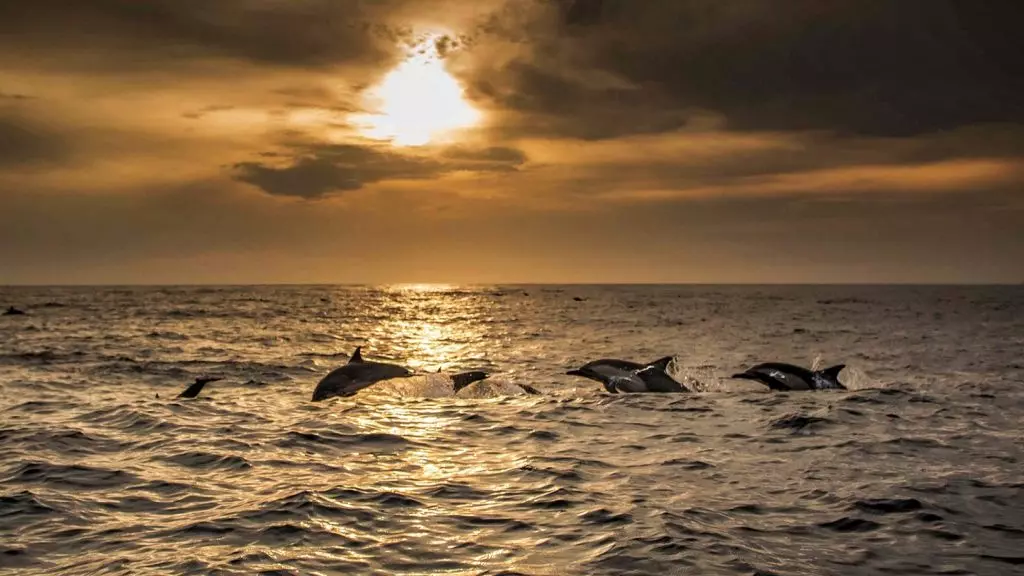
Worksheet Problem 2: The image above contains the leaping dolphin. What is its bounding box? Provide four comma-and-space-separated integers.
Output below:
731, 362, 846, 391
177, 376, 223, 399
311, 347, 413, 402
567, 356, 690, 393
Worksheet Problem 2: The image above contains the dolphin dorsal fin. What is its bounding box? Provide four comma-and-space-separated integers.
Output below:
645, 356, 675, 371
819, 364, 846, 379
348, 346, 363, 364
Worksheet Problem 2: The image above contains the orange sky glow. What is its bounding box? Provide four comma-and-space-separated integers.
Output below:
0, 1, 1021, 284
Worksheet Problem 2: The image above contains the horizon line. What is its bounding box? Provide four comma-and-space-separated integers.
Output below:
2, 281, 1022, 288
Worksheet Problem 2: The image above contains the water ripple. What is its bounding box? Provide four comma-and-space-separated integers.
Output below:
0, 284, 1022, 575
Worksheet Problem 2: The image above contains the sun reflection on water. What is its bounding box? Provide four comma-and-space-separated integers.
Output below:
368, 284, 488, 372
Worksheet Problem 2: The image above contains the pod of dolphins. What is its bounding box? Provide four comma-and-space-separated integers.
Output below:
173, 346, 848, 401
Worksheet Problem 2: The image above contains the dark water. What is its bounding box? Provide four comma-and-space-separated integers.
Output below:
1, 285, 1022, 575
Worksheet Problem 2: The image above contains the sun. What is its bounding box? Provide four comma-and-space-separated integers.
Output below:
351, 34, 480, 146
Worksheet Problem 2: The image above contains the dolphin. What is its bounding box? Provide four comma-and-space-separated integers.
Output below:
3, 306, 26, 316
566, 356, 675, 391
731, 362, 846, 391
311, 347, 413, 402
177, 376, 223, 399
568, 357, 690, 393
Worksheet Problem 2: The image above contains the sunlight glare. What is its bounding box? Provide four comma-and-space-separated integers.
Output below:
351, 34, 480, 146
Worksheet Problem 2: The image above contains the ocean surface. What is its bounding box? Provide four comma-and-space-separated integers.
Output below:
1, 284, 1022, 576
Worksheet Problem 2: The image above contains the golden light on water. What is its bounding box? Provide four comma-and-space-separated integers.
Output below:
367, 283, 483, 372
350, 34, 481, 147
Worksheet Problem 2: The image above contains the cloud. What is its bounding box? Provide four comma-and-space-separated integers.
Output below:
232, 145, 438, 199
0, 92, 35, 101
0, 114, 71, 167
232, 143, 529, 198
1, 0, 1022, 284
0, 0, 403, 73
597, 158, 1023, 203
463, 0, 1024, 139
440, 145, 528, 172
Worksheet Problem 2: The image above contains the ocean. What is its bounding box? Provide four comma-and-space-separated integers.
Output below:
1, 284, 1022, 575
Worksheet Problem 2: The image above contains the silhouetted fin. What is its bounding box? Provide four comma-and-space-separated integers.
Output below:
3, 306, 26, 316
177, 377, 223, 399
348, 347, 363, 364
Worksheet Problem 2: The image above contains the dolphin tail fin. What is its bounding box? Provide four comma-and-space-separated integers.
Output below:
348, 346, 363, 364
177, 380, 207, 399
644, 356, 675, 372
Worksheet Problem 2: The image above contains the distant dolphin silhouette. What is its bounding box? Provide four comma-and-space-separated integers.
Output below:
567, 356, 690, 393
177, 377, 223, 399
731, 362, 846, 391
3, 306, 26, 316
311, 347, 412, 402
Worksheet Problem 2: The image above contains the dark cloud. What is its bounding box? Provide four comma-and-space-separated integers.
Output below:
471, 0, 1024, 139
0, 0, 407, 72
469, 60, 689, 140
441, 145, 528, 171
233, 143, 528, 198
182, 105, 235, 120
0, 115, 71, 167
233, 145, 439, 199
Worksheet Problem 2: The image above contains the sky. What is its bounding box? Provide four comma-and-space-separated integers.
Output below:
1, 0, 1022, 284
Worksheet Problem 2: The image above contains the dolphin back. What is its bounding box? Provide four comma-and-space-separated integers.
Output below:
311, 360, 412, 402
